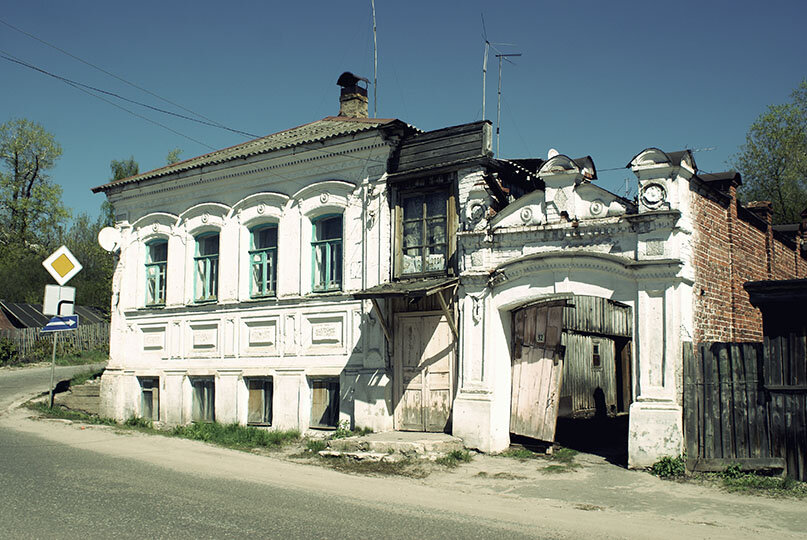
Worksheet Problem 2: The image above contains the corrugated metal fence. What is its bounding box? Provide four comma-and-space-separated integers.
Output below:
0, 322, 109, 358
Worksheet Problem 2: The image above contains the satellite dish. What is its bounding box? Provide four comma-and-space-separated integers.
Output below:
547, 148, 559, 159
98, 227, 122, 252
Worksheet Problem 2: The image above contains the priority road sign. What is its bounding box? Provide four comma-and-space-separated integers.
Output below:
41, 315, 79, 333
42, 245, 83, 286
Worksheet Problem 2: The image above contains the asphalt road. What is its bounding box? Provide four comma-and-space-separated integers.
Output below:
0, 427, 545, 539
0, 365, 549, 540
0, 363, 105, 410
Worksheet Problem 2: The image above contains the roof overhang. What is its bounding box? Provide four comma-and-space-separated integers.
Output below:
353, 277, 458, 299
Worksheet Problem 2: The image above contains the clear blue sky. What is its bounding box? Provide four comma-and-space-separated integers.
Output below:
2, 1, 806, 221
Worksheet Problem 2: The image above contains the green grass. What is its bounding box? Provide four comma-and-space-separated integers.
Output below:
698, 464, 807, 498
55, 349, 109, 366
650, 455, 687, 479
435, 449, 474, 468
305, 439, 328, 453
69, 368, 104, 386
27, 402, 117, 426
170, 422, 300, 450
329, 420, 374, 440
499, 447, 542, 460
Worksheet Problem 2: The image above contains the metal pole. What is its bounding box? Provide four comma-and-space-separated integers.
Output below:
371, 0, 378, 118
482, 41, 489, 121
496, 54, 502, 156
48, 332, 57, 408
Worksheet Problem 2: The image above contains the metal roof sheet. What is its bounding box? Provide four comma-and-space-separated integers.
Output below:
92, 116, 406, 193
0, 301, 107, 329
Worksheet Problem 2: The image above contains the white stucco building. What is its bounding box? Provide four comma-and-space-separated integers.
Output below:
96, 73, 805, 468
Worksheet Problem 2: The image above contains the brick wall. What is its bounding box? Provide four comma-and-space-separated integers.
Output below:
691, 182, 806, 343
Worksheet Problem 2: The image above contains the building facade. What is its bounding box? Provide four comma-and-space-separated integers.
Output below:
95, 74, 807, 468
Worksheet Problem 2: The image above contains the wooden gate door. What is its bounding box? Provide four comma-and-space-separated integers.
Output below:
394, 313, 454, 432
510, 301, 565, 441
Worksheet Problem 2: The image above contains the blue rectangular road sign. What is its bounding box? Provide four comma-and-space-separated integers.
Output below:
41, 315, 79, 333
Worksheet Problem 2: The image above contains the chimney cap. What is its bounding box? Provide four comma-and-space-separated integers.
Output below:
337, 72, 369, 88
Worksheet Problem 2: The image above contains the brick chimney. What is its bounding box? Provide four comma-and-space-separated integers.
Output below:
337, 72, 369, 118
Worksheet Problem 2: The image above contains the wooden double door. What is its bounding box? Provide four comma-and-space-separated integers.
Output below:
394, 312, 454, 432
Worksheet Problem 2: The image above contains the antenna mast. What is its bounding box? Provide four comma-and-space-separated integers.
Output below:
495, 52, 520, 157
371, 0, 378, 118
482, 40, 489, 121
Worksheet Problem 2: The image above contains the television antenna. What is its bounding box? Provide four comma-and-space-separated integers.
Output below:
371, 0, 378, 118
480, 15, 520, 156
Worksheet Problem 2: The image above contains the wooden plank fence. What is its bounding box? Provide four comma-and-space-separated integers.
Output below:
0, 322, 109, 358
684, 341, 806, 480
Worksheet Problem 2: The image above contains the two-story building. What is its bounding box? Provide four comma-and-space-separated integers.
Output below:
95, 72, 807, 468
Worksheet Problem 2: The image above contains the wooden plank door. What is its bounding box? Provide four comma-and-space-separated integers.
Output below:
395, 313, 454, 432
510, 302, 565, 441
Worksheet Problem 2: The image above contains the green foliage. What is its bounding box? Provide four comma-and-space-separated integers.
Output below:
330, 420, 353, 439
709, 465, 807, 498
0, 118, 67, 245
734, 80, 807, 224
28, 402, 116, 425
650, 455, 687, 479
110, 156, 138, 181
0, 337, 18, 364
305, 439, 328, 453
124, 416, 152, 428
436, 449, 474, 468
500, 447, 541, 460
69, 368, 104, 386
166, 148, 182, 165
63, 210, 114, 309
170, 422, 300, 450
552, 447, 579, 463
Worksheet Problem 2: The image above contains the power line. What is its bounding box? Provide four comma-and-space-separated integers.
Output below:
0, 17, 233, 132
0, 50, 216, 150
0, 51, 259, 139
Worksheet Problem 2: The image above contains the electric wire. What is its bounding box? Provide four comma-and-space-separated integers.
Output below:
0, 17, 234, 133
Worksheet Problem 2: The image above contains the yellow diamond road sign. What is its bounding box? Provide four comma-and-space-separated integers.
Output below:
43, 245, 83, 286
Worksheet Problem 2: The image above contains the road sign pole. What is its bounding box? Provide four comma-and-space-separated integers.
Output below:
48, 332, 57, 408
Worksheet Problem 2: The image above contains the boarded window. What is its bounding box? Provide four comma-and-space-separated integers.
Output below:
310, 378, 339, 428
247, 378, 273, 425
191, 378, 215, 422
139, 377, 159, 421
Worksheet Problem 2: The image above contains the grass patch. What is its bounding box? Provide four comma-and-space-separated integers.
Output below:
551, 447, 578, 463
27, 402, 116, 426
55, 349, 109, 367
500, 447, 542, 460
542, 464, 577, 474
305, 439, 328, 454
329, 421, 374, 440
436, 449, 474, 468
320, 456, 428, 478
171, 422, 300, 451
650, 455, 687, 479
69, 368, 104, 386
698, 464, 807, 498
124, 416, 153, 429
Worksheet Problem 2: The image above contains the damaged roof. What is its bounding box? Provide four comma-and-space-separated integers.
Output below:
92, 116, 410, 193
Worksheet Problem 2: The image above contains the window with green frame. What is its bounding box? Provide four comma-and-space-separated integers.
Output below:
145, 240, 168, 306
250, 225, 277, 298
311, 215, 342, 292
194, 233, 219, 302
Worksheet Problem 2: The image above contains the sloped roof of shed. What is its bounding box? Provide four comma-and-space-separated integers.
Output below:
0, 301, 107, 328
92, 116, 409, 193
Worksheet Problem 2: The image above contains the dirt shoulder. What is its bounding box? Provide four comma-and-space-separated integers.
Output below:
2, 406, 805, 540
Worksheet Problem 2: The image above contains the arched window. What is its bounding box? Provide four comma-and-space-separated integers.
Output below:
145, 240, 168, 306
194, 233, 219, 302
311, 215, 342, 292
250, 224, 278, 298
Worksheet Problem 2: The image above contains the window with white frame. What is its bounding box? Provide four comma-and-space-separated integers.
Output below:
194, 233, 219, 302
250, 225, 277, 298
139, 377, 159, 421
145, 240, 167, 306
311, 215, 342, 292
310, 377, 339, 428
191, 378, 215, 422
247, 378, 273, 425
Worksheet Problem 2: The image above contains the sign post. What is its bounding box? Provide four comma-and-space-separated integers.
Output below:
41, 245, 82, 407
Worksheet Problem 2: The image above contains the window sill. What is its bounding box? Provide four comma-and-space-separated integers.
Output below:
194, 299, 218, 305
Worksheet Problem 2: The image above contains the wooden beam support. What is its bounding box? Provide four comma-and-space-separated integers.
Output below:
435, 288, 459, 341
370, 298, 393, 347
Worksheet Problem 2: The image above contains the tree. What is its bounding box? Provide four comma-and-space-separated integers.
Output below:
0, 118, 68, 245
166, 148, 182, 165
734, 81, 807, 224
110, 156, 138, 181
63, 209, 114, 309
